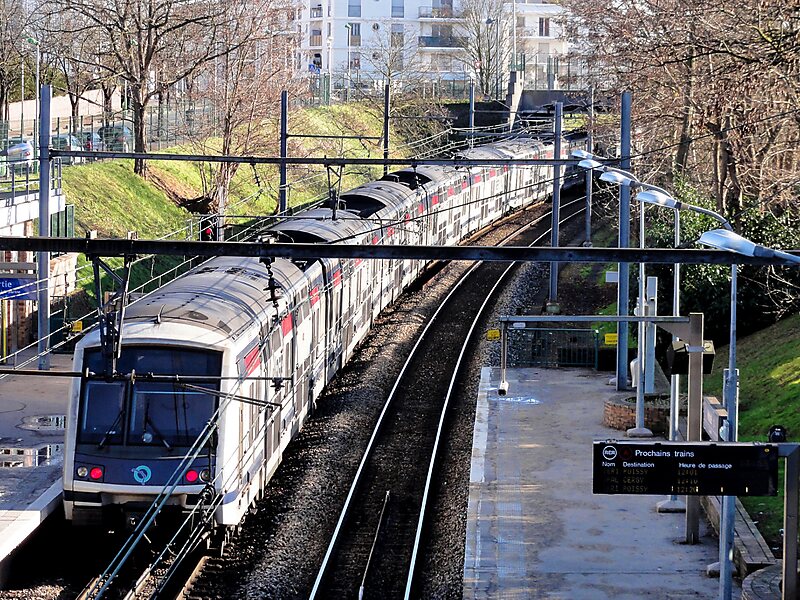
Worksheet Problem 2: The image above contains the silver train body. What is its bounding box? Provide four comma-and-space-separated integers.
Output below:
63, 135, 584, 528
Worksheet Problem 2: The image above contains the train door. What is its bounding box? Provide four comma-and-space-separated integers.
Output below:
325, 261, 344, 372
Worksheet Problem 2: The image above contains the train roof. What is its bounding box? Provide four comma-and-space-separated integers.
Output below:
269, 208, 372, 243
339, 180, 413, 218
382, 166, 450, 188
123, 256, 294, 340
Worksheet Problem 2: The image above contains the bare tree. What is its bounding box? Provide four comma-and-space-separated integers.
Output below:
359, 19, 424, 92
0, 0, 29, 122
190, 1, 303, 216
49, 0, 239, 175
455, 0, 507, 98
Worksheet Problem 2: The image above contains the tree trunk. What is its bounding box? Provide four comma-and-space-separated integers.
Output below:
70, 94, 80, 134
131, 84, 148, 176
102, 85, 115, 128
673, 54, 694, 178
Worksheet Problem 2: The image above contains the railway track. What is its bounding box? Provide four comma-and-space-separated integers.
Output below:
308, 198, 586, 599
0, 194, 590, 600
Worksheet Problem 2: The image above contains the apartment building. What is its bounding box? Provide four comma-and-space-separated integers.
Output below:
297, 0, 573, 92
300, 0, 470, 90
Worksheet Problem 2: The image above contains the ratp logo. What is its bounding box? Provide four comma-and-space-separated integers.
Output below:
602, 446, 618, 461
131, 465, 152, 485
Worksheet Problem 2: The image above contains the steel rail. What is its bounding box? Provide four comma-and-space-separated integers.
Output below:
0, 236, 794, 265
309, 197, 584, 598
403, 202, 584, 598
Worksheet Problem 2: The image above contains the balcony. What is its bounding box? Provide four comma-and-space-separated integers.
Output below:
310, 35, 322, 47
310, 6, 323, 19
418, 35, 465, 48
418, 6, 460, 18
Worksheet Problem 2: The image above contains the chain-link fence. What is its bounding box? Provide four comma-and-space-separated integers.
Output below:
506, 327, 599, 369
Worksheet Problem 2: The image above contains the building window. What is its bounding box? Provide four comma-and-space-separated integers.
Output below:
392, 0, 404, 18
348, 0, 361, 18
350, 51, 361, 69
539, 18, 550, 37
391, 24, 404, 47
347, 23, 361, 46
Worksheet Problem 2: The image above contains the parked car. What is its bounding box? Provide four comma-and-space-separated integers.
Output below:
51, 134, 84, 164
97, 125, 132, 152
1, 138, 35, 174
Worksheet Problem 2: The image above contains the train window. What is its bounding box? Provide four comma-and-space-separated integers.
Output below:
128, 385, 215, 447
78, 381, 125, 444
79, 346, 221, 447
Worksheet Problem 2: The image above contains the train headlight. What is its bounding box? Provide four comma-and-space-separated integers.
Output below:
89, 466, 104, 481
200, 469, 211, 482
76, 466, 88, 478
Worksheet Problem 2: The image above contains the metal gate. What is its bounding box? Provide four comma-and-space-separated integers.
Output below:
508, 328, 599, 368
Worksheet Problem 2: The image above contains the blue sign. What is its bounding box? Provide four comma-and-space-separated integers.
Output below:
0, 277, 38, 301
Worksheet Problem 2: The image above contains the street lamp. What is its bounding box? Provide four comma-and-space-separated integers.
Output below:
344, 24, 351, 101
485, 18, 495, 99
628, 188, 770, 600
25, 37, 40, 151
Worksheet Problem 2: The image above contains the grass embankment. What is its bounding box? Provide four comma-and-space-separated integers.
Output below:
61, 102, 393, 239
59, 103, 399, 301
704, 313, 800, 549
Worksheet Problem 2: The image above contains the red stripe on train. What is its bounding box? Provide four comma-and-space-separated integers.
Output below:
281, 315, 293, 336
244, 345, 261, 376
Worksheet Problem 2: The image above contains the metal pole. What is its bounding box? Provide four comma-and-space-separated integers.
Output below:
383, 84, 390, 177
685, 312, 704, 543
628, 202, 652, 436
547, 102, 562, 308
616, 91, 632, 390
719, 263, 739, 600
20, 61, 24, 136
345, 25, 351, 102
37, 85, 51, 371
34, 45, 40, 156
584, 86, 593, 246
279, 90, 288, 214
783, 447, 799, 600
468, 81, 475, 149
658, 209, 685, 512
495, 22, 500, 100
511, 0, 517, 71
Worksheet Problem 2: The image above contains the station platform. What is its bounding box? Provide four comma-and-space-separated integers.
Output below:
464, 366, 740, 599
0, 353, 71, 583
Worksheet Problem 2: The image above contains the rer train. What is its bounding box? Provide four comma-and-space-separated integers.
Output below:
63, 133, 584, 531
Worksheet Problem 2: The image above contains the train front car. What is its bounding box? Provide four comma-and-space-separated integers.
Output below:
64, 330, 221, 529
63, 257, 275, 530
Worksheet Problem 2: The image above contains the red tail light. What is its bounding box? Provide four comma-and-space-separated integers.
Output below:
185, 469, 199, 483
89, 467, 104, 480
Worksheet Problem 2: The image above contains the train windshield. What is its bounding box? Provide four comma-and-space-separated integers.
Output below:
78, 346, 222, 447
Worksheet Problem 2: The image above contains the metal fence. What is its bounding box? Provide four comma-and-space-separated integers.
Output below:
506, 327, 599, 369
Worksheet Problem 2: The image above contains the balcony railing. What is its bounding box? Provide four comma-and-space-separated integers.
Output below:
418, 35, 465, 48
418, 6, 459, 18
310, 35, 322, 47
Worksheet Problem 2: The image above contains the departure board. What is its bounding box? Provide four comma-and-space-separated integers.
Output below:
592, 441, 778, 496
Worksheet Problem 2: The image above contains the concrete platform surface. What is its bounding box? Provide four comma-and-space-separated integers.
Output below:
0, 353, 72, 569
464, 366, 740, 599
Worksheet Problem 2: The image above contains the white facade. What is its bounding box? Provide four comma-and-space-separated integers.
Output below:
296, 0, 574, 92
511, 0, 575, 90
299, 0, 471, 89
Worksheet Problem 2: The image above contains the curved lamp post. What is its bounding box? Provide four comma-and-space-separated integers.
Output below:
590, 167, 657, 437
631, 188, 794, 600
571, 149, 633, 393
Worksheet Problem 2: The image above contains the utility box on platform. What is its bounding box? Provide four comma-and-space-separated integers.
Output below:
666, 340, 715, 375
